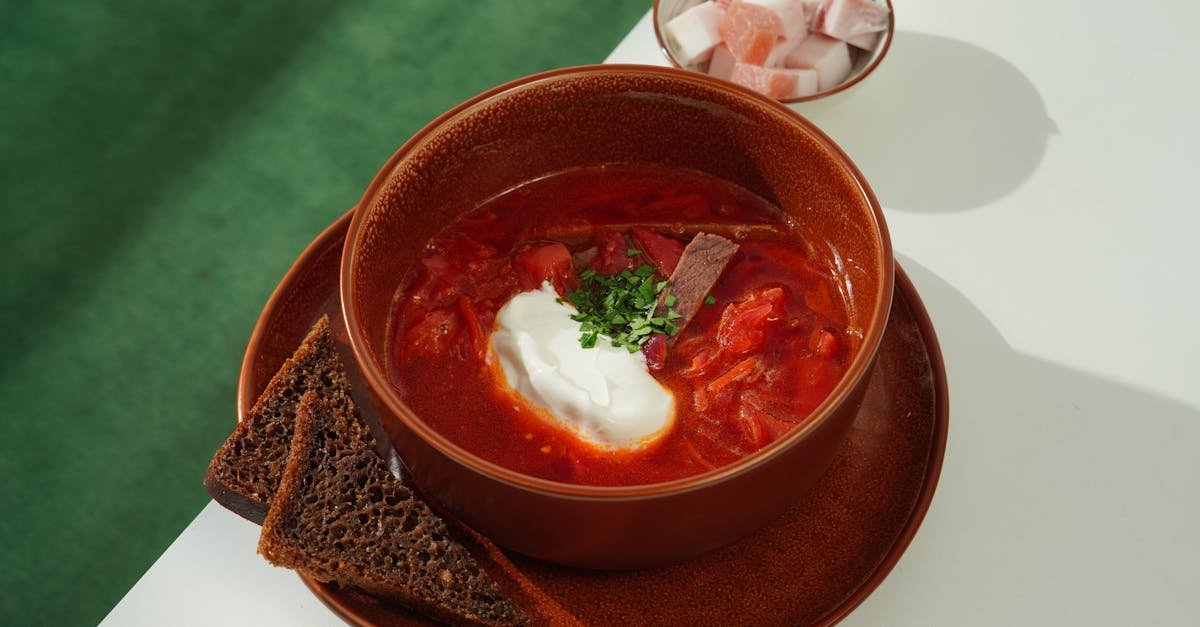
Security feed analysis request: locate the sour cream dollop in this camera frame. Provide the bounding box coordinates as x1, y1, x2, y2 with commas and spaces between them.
489, 283, 676, 450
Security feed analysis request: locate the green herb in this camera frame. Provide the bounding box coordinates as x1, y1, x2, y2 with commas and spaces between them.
565, 264, 680, 351
704, 294, 716, 305
626, 248, 641, 256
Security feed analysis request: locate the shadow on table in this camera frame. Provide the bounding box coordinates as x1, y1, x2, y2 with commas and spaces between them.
856, 257, 1199, 623
804, 32, 1055, 213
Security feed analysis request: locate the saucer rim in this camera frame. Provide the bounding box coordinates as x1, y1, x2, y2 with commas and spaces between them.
237, 210, 948, 626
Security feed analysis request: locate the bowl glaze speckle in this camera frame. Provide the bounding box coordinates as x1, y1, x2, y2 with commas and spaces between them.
340, 65, 893, 569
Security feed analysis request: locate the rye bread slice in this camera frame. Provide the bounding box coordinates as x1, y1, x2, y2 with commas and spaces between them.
204, 315, 348, 524
259, 390, 527, 626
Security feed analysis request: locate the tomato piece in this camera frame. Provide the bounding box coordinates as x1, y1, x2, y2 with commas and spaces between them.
630, 227, 685, 275
464, 257, 516, 300
403, 264, 443, 310
736, 404, 769, 450
512, 242, 573, 293
809, 327, 840, 358
641, 333, 668, 370
591, 231, 638, 275
404, 309, 460, 358
684, 347, 716, 377
420, 254, 475, 297
456, 296, 486, 356
794, 357, 843, 412
741, 392, 799, 442
716, 287, 785, 353
718, 303, 773, 353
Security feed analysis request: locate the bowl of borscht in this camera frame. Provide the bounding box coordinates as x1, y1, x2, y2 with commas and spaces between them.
340, 64, 893, 570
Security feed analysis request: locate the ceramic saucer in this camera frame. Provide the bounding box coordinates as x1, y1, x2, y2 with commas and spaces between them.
238, 211, 948, 626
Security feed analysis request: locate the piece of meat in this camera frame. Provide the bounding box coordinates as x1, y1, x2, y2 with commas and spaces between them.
783, 33, 851, 90
658, 233, 739, 332
664, 1, 726, 66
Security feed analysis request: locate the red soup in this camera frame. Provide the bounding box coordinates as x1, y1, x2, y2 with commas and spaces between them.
387, 165, 856, 486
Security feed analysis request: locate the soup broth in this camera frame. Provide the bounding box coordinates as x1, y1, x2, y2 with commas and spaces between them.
388, 164, 854, 486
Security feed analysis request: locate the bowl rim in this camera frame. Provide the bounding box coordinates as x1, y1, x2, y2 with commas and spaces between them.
651, 0, 895, 104
340, 63, 894, 500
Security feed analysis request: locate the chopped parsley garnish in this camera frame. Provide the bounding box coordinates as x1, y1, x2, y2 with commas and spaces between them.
626, 248, 641, 256
565, 265, 680, 352
704, 294, 716, 305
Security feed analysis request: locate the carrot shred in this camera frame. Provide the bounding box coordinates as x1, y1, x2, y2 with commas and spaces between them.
682, 348, 715, 378
738, 409, 767, 449
692, 386, 710, 412
457, 295, 485, 356
683, 439, 717, 471
707, 357, 760, 395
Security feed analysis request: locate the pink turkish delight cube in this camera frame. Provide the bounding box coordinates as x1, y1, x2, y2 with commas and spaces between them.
720, 1, 785, 65
760, 0, 811, 67
801, 0, 823, 27
731, 62, 819, 99
784, 33, 851, 90
750, 0, 809, 41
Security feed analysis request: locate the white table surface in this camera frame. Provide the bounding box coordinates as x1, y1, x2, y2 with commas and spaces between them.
102, 4, 1200, 625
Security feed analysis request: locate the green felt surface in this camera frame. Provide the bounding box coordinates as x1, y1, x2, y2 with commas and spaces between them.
0, 2, 649, 624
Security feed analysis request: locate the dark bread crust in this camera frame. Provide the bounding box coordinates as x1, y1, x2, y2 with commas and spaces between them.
204, 315, 347, 523
209, 317, 559, 624
259, 391, 526, 626
442, 520, 582, 627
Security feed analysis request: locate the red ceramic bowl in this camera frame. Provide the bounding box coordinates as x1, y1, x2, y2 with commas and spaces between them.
340, 64, 893, 570
653, 0, 895, 105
